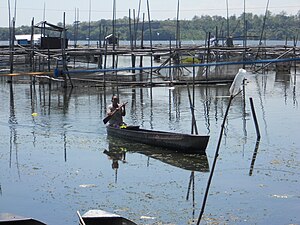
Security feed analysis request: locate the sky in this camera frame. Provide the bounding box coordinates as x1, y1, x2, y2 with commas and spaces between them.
1, 0, 300, 27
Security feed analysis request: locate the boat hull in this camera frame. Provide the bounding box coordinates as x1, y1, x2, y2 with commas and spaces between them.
0, 213, 46, 225
80, 210, 137, 225
106, 126, 209, 154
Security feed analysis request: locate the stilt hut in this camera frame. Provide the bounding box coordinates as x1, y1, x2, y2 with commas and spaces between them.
34, 21, 68, 49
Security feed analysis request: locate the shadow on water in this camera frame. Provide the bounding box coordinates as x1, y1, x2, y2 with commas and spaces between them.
104, 137, 210, 175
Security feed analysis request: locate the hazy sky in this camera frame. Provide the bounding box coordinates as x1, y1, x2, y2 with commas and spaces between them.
1, 0, 300, 27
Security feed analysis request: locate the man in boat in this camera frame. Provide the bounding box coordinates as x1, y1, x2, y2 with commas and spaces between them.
106, 95, 126, 127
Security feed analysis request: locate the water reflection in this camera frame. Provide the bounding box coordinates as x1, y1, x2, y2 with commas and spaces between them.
104, 137, 209, 222
275, 72, 291, 104
249, 139, 261, 176
104, 137, 209, 175
275, 71, 291, 83
103, 147, 126, 183
1, 70, 299, 224
9, 83, 17, 125
150, 87, 153, 129
8, 83, 20, 179
292, 72, 297, 106
29, 84, 74, 162
253, 74, 269, 142
126, 84, 236, 137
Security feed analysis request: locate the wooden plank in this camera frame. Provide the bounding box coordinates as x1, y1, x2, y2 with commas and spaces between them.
0, 71, 53, 77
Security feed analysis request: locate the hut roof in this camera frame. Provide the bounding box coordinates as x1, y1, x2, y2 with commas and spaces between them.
34, 21, 67, 32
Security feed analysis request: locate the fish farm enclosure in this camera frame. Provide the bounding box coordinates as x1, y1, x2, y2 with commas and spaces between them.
1, 1, 300, 223
1, 21, 300, 224
0, 64, 299, 224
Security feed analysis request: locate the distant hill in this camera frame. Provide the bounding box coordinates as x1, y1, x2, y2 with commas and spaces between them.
1, 11, 299, 41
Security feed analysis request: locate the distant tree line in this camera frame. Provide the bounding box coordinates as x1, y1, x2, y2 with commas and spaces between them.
1, 10, 299, 42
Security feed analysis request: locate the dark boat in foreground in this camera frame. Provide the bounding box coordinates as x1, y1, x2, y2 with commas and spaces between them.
78, 210, 137, 225
0, 213, 46, 225
106, 126, 209, 154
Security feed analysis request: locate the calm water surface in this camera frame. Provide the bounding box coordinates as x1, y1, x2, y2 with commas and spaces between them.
0, 71, 299, 225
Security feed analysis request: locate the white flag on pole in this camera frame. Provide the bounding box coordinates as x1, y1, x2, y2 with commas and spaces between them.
229, 68, 247, 96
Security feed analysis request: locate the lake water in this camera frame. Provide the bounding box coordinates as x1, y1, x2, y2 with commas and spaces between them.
0, 70, 299, 224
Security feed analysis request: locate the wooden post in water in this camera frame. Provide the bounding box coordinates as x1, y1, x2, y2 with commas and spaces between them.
62, 12, 73, 88
140, 13, 145, 49
9, 18, 16, 82
88, 0, 91, 48
97, 23, 103, 69
176, 0, 180, 49
169, 37, 172, 83
133, 9, 137, 48
243, 0, 247, 69
129, 9, 132, 48
249, 97, 261, 140
30, 18, 35, 75
62, 13, 67, 87
30, 18, 36, 84
103, 39, 108, 87
129, 9, 136, 75
197, 95, 233, 225
205, 32, 211, 80
192, 58, 196, 98
187, 83, 198, 135
197, 69, 246, 224
139, 13, 145, 82
293, 36, 297, 74
226, 0, 229, 39
112, 0, 116, 69
243, 20, 248, 69
98, 23, 102, 48
146, 0, 153, 85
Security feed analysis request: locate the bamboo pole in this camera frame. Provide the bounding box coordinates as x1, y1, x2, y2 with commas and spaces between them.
169, 37, 172, 83
103, 39, 108, 87
197, 95, 233, 224
187, 83, 198, 135
10, 18, 15, 75
0, 72, 53, 77
88, 0, 91, 48
112, 0, 116, 69
197, 69, 246, 224
146, 0, 153, 85
129, 9, 136, 75
176, 0, 180, 48
249, 97, 261, 140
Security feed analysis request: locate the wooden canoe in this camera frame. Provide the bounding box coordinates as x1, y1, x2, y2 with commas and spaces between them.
106, 125, 209, 154
78, 210, 137, 225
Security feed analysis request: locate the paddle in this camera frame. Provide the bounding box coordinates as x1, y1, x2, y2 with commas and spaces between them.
103, 102, 128, 124
76, 211, 86, 225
